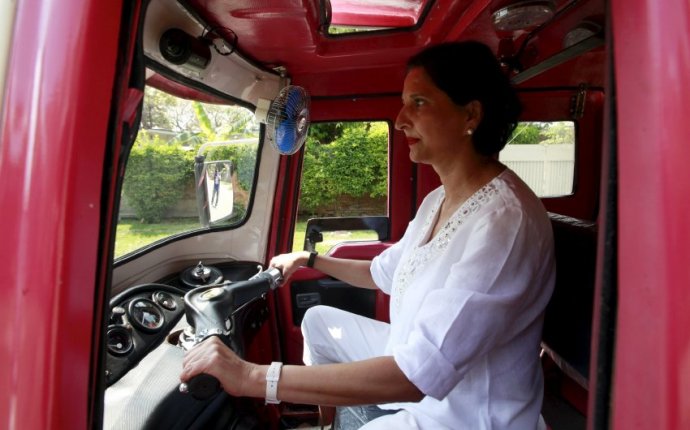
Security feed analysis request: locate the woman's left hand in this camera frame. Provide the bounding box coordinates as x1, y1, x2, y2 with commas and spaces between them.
269, 251, 309, 280
180, 336, 257, 398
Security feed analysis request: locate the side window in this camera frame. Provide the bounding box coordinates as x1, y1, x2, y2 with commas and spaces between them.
292, 121, 389, 253
114, 85, 260, 258
500, 121, 576, 197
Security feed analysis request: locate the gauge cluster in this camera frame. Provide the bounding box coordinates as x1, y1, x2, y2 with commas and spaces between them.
128, 297, 166, 332
105, 261, 264, 386
106, 284, 186, 385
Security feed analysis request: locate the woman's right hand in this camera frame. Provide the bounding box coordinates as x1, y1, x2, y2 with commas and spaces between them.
269, 251, 310, 280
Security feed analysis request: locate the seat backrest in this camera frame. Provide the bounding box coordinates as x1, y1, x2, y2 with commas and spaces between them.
542, 213, 598, 389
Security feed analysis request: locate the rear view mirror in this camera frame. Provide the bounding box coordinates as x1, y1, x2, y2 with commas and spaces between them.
194, 157, 233, 226
193, 138, 259, 228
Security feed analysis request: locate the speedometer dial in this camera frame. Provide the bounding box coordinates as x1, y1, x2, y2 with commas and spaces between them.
128, 298, 165, 332
107, 326, 133, 356
153, 291, 177, 311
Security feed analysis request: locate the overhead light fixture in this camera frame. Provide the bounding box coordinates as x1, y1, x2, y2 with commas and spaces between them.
563, 21, 602, 48
492, 0, 556, 32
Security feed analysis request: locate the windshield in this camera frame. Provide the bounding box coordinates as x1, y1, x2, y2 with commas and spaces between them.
114, 85, 260, 259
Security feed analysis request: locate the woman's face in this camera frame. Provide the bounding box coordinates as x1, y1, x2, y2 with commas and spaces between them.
395, 67, 473, 166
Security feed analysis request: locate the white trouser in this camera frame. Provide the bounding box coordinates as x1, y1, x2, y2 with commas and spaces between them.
302, 306, 408, 430
300, 305, 548, 430
301, 305, 390, 365
301, 306, 418, 429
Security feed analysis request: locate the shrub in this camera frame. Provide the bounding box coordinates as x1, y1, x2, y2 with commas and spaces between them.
123, 140, 195, 223
300, 122, 388, 212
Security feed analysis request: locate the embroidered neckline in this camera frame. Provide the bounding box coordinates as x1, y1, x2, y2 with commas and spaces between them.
390, 180, 501, 313
419, 181, 500, 249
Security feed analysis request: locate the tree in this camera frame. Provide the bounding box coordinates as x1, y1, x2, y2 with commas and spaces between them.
299, 122, 387, 213
201, 102, 257, 138
140, 86, 197, 132
308, 122, 347, 143
507, 122, 575, 146
139, 86, 257, 141
508, 122, 546, 145
542, 122, 575, 145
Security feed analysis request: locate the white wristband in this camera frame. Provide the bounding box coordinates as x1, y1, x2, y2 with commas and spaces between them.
265, 361, 283, 404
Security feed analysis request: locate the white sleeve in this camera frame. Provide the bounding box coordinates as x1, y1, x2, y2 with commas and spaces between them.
392, 206, 554, 399
370, 221, 412, 295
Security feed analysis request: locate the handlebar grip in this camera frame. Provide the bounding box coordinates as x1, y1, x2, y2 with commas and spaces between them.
181, 373, 221, 400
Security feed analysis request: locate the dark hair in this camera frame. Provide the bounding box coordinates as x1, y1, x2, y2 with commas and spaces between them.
407, 41, 521, 155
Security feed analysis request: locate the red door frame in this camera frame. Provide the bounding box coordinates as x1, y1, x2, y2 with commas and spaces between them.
610, 0, 690, 428
0, 0, 134, 428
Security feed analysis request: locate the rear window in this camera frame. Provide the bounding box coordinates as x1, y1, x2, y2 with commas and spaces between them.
500, 121, 575, 197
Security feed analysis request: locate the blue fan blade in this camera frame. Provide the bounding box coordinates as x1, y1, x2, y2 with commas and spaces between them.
276, 119, 296, 153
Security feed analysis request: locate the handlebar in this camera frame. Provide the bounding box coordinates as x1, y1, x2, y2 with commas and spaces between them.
179, 373, 221, 400
178, 266, 282, 400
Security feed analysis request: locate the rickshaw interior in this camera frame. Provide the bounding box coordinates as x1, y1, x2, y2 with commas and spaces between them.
101, 0, 610, 428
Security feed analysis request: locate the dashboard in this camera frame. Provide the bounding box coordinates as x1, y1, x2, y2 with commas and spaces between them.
105, 261, 264, 385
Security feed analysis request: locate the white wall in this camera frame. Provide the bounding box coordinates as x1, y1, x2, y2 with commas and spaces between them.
500, 144, 575, 197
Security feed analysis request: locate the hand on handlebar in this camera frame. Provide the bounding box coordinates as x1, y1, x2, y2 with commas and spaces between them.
180, 337, 254, 399
179, 267, 282, 400
269, 251, 311, 280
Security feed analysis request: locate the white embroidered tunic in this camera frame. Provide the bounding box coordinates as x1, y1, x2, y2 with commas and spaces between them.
370, 169, 555, 429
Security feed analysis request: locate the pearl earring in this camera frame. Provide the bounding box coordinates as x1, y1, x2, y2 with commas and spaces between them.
466, 129, 473, 136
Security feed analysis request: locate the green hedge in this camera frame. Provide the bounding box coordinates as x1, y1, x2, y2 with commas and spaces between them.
123, 142, 196, 223
299, 122, 388, 213
123, 121, 388, 222
122, 139, 259, 223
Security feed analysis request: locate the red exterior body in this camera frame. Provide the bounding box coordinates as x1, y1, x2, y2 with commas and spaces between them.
0, 0, 689, 429
0, 0, 123, 428
611, 0, 690, 428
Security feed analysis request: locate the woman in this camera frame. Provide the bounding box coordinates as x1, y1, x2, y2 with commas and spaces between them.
181, 41, 555, 429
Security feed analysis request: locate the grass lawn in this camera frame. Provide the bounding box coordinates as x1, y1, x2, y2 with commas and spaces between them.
115, 218, 379, 258
115, 218, 200, 258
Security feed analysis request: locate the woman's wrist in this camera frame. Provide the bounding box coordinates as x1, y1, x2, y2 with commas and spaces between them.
299, 250, 311, 267
248, 362, 285, 403
247, 363, 270, 399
